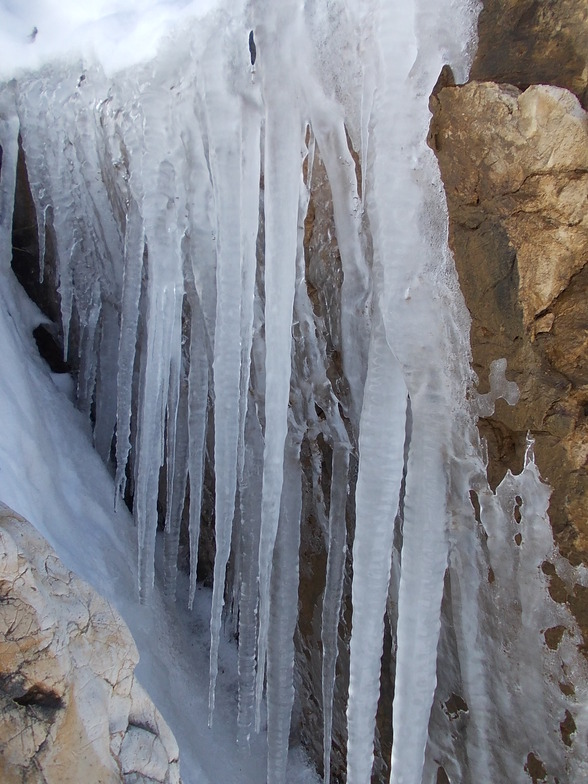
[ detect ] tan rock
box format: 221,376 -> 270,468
430,79 -> 588,640
0,503 -> 181,784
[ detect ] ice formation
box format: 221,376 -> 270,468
1,1 -> 587,783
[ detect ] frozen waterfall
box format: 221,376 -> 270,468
1,1 -> 587,783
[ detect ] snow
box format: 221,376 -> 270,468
2,2 -> 588,784
0,0 -> 220,77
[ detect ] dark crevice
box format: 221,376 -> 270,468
33,324 -> 70,373
13,686 -> 64,711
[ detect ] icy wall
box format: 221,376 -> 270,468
1,1 -> 587,782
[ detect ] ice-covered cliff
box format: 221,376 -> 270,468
1,1 -> 587,783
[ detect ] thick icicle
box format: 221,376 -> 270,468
187,294 -> 209,611
266,435 -> 302,784
237,102 -> 261,485
134,280 -> 178,601
347,313 -> 408,784
389,382 -> 450,784
201,42 -> 245,723
254,7 -> 305,726
357,2 -> 473,779
310,116 -> 370,424
134,93 -> 185,600
237,398 -> 263,748
114,201 -> 145,504
321,444 -> 349,784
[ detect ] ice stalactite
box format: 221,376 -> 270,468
0,105 -> 19,275
321,444 -> 349,784
134,89 -> 186,600
253,6 -> 307,732
114,201 -> 144,506
236,398 -> 263,749
163,342 -> 190,597
204,73 -> 246,728
267,434 -> 302,783
186,292 -> 209,611
310,115 -> 369,425
346,312 -> 408,784
4,2 -> 588,783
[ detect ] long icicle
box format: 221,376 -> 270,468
187,293 -> 209,611
205,62 -> 244,726
114,200 -> 144,505
347,311 -> 408,784
266,434 -> 302,784
237,397 -> 264,748
321,444 -> 349,783
254,11 -> 305,728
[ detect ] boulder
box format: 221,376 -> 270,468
0,503 -> 181,784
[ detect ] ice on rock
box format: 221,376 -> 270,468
3,3 -> 587,784
474,357 -> 520,418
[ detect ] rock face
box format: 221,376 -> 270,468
0,503 -> 181,784
430,3 -> 588,642
472,0 -> 588,109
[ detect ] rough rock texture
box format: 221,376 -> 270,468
472,0 -> 588,109
430,7 -> 588,643
0,503 -> 181,784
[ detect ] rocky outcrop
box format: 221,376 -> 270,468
429,7 -> 588,642
472,0 -> 588,109
0,503 -> 181,784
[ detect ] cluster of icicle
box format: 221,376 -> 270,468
2,0 -> 588,782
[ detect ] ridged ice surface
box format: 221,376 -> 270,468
1,2 -> 587,783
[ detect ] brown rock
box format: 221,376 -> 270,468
430,79 -> 588,636
472,0 -> 588,109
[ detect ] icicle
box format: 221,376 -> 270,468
14,85 -> 52,285
389,381 -> 450,784
237,101 -> 262,485
114,201 -> 144,504
38,205 -> 48,284
163,283 -> 187,595
310,115 -> 370,424
94,300 -> 119,463
204,87 -> 244,729
347,312 -> 408,784
76,282 -> 102,419
187,294 -> 209,611
321,444 -> 349,784
134,282 -> 171,601
237,398 -> 264,748
59,235 -> 77,360
266,434 -> 302,784
254,17 -> 305,727
163,350 -> 190,597
188,13 -> 260,723
133,80 -> 186,599
0,97 -> 19,273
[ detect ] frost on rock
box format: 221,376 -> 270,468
1,1 -> 587,783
